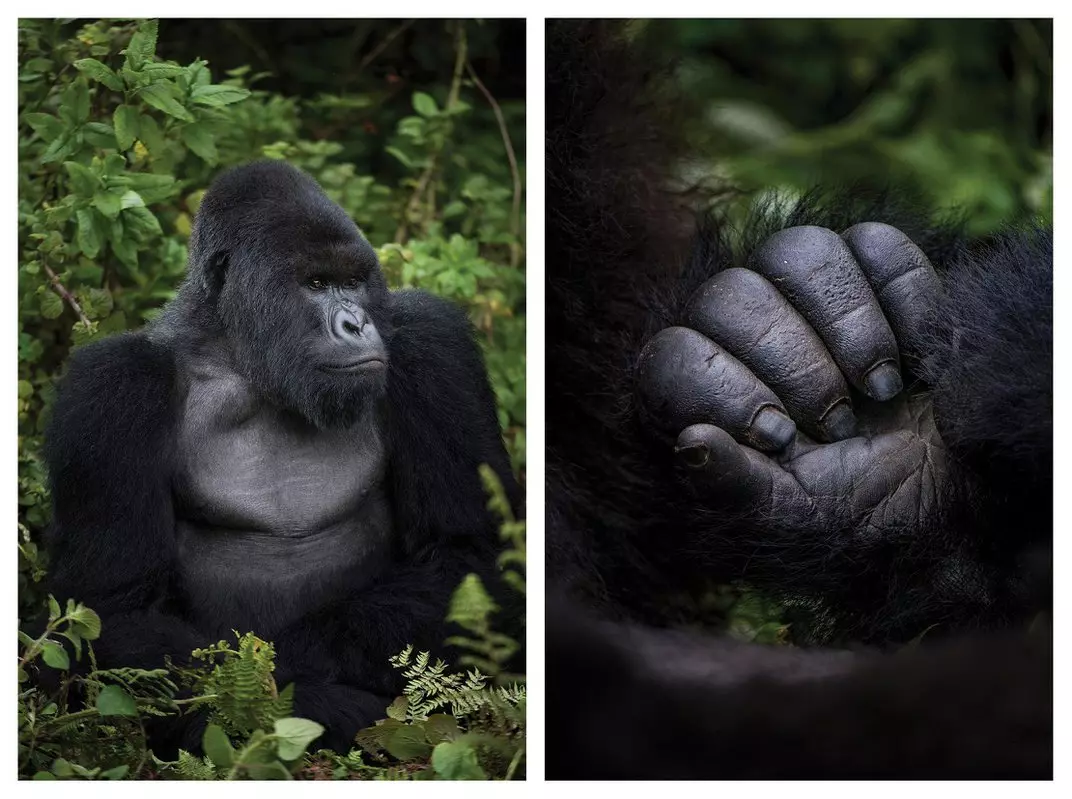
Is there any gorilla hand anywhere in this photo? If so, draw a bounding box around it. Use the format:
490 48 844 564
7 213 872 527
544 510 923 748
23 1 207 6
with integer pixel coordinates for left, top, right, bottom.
637 223 947 534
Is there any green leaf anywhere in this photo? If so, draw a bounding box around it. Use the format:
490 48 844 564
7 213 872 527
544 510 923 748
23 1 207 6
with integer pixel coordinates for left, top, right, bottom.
22 113 63 141
39 291 64 320
384 725 432 761
101 765 130 780
113 104 139 151
431 740 487 780
142 62 187 80
67 604 101 640
83 122 116 149
64 161 98 196
273 717 325 761
61 78 91 124
120 190 145 210
136 114 164 153
123 206 163 241
92 191 123 220
413 91 439 117
386 696 408 721
124 19 159 71
181 122 218 164
124 172 175 204
424 714 460 745
76 208 103 258
202 725 235 768
97 684 137 717
40 132 73 164
47 595 61 621
138 83 193 121
41 641 70 670
73 58 124 91
190 84 251 107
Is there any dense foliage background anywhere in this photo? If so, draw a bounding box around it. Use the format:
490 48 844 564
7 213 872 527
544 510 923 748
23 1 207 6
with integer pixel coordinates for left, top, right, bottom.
630 19 1053 642
18 18 525 780
645 18 1052 235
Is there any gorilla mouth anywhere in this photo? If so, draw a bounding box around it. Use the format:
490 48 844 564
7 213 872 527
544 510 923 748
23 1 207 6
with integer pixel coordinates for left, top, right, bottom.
320 357 387 374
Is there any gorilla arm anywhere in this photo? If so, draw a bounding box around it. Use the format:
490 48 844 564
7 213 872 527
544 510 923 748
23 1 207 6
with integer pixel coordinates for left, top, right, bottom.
44 332 205 668
269 290 520 713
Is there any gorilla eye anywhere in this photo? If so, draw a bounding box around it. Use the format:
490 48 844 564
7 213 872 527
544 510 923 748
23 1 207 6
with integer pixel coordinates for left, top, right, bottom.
343 277 361 289
307 277 328 290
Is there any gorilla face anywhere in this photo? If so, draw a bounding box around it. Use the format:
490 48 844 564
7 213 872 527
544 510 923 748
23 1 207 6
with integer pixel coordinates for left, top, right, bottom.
191 162 394 429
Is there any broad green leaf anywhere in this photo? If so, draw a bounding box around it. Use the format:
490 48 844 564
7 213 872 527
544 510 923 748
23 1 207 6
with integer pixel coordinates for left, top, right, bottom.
40 132 73 164
413 91 439 117
142 62 187 80
73 58 123 91
138 83 193 121
424 714 460 744
83 122 116 149
76 208 103 258
47 595 61 621
202 725 235 768
39 291 64 320
61 78 91 124
22 113 63 141
113 104 139 151
123 206 163 241
181 122 218 164
384 725 432 761
67 604 101 640
386 696 408 721
120 190 145 209
124 172 176 204
190 84 251 107
273 717 325 761
41 641 69 670
101 766 130 780
92 191 123 220
124 19 159 71
64 161 98 196
96 684 137 717
137 114 164 153
431 740 487 780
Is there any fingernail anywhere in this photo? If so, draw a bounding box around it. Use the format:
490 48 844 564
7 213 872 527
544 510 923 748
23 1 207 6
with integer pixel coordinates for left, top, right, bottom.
820 400 857 441
674 442 710 469
751 406 796 451
864 361 902 401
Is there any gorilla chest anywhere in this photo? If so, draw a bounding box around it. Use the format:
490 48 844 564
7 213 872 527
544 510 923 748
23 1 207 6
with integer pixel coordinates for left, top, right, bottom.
176 398 388 534
173 367 393 634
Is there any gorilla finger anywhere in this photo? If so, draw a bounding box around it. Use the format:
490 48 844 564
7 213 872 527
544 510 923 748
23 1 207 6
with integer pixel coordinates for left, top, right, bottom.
749 226 903 401
841 222 940 358
637 326 796 451
685 268 857 442
675 424 806 511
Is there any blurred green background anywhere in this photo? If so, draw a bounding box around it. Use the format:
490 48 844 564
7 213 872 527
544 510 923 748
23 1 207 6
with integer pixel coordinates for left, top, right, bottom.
640 18 1052 234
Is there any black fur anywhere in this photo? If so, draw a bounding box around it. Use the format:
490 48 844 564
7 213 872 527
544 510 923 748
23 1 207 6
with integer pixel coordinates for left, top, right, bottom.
546 21 1051 778
43 161 520 754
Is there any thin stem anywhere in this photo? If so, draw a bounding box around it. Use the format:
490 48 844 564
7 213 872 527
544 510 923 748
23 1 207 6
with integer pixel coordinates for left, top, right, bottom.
42 263 91 326
466 60 522 268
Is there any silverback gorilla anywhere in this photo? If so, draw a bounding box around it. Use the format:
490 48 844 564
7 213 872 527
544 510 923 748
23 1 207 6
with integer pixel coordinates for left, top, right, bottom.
44 161 520 753
547 21 1051 779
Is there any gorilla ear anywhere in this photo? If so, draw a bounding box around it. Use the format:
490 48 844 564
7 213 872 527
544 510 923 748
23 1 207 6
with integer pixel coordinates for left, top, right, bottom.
201 252 230 299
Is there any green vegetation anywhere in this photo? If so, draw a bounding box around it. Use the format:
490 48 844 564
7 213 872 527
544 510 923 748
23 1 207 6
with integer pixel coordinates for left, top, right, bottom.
643 19 1052 235
18 18 524 780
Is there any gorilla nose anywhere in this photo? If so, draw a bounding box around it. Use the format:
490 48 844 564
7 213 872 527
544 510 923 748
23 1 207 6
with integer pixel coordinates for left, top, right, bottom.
333 309 368 340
